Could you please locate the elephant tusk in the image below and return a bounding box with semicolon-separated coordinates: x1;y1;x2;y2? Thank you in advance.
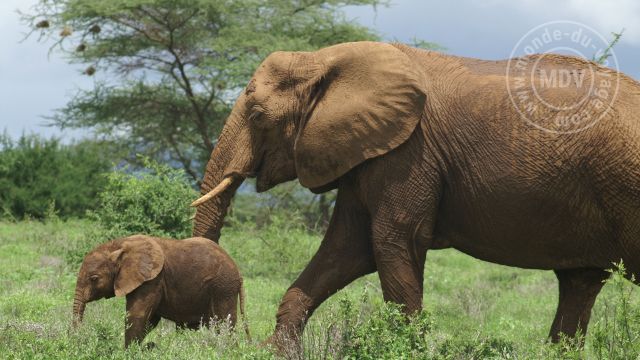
190;177;234;207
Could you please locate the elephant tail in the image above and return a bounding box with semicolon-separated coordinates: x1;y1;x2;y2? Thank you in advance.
239;279;251;342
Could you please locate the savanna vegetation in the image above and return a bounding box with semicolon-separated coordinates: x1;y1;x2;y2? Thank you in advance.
3;213;640;358
1;0;635;358
2;160;640;358
0;133;118;220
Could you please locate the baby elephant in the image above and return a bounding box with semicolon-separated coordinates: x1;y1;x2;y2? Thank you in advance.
72;235;249;347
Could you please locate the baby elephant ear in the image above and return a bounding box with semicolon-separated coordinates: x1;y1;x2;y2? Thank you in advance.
113;236;164;297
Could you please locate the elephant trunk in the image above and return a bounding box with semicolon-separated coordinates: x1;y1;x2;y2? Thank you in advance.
192;106;254;242
72;290;86;327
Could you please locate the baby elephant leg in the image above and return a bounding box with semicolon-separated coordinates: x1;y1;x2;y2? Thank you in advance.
144;316;161;350
211;294;238;329
125;306;160;348
124;281;162;348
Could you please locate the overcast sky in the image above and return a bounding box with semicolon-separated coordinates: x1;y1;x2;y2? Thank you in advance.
1;0;638;140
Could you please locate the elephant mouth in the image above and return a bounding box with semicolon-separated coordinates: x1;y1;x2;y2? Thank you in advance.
251;155;271;192
249;158;263;179
255;170;270;193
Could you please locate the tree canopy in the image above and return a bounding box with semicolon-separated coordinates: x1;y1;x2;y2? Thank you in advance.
24;0;384;183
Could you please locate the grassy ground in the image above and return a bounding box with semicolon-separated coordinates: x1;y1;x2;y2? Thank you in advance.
1;219;640;359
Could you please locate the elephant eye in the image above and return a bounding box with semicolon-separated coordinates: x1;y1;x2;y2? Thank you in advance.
248;111;260;123
248;107;265;123
252;104;266;113
89;275;99;282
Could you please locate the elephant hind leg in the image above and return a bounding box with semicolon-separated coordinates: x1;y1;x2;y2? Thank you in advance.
369;176;439;315
176;321;202;330
371;212;433;315
549;268;609;343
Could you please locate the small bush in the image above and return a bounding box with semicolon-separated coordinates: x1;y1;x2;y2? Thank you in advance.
299;292;435;359
339;301;433;359
434;335;517;359
90;157;196;239
590;262;640;359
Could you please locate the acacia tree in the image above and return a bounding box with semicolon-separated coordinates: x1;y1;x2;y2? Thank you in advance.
24;0;383;183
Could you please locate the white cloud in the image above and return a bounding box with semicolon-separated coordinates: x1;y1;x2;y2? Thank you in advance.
565;0;640;44
502;0;640;45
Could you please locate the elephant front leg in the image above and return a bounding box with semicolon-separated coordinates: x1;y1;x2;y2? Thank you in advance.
125;311;159;348
124;284;161;348
268;185;376;351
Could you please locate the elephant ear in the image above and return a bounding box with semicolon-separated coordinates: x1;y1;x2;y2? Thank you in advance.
112;236;164;297
294;42;426;188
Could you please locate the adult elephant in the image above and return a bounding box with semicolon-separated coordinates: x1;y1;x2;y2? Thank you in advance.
191;41;640;346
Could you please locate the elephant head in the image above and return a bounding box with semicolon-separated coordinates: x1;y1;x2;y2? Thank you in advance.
192;41;427;241
72;236;164;326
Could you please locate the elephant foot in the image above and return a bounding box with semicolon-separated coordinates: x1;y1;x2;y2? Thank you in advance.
260;288;311;355
144;342;157;351
261;331;302;358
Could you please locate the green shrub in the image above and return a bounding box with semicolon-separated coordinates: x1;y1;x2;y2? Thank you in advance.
590;262;640;359
0;133;115;220
434;335;517;359
299;295;523;359
338;301;433;359
91;157;196;239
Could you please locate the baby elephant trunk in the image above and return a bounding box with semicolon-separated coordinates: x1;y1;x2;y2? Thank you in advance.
72;291;86;327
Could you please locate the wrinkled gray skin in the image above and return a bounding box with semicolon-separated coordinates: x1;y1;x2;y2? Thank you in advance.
192;41;640;350
73;235;248;348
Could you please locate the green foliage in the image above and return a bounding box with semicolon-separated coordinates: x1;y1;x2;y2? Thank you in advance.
0;133;114;220
224;213;321;279
432;335;516;359
593;29;624;65
90;157;196;239
400;36;446;51
5;219;640;358
21;0;438;227
232;181;335;231
24;0;384;182
590;262;640;359
46;219;108;267
339;301;433;359
307;296;514;359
